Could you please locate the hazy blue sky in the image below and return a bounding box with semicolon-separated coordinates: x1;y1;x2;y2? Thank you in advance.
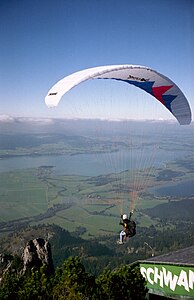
0;0;193;121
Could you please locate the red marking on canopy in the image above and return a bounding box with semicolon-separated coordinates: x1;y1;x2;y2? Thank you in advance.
152;85;173;104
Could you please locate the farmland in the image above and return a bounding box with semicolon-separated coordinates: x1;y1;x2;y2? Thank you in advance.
0;155;193;239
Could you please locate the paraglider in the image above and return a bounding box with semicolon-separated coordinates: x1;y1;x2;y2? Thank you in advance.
45;64;192;125
45;65;192;244
118;211;136;245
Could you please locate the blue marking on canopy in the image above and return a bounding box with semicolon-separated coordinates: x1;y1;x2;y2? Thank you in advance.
107;78;155;96
123;80;155;96
162;95;177;113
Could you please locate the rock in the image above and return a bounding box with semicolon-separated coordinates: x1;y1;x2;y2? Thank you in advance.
0;238;54;282
22;238;54;275
0;254;13;282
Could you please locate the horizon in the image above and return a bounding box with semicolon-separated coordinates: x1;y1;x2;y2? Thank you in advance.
1;113;193;124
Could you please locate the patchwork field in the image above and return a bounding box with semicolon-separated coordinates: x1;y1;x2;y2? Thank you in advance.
1;158;191;238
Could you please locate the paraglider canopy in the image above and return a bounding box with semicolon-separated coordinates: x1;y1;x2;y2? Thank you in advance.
45;65;192;125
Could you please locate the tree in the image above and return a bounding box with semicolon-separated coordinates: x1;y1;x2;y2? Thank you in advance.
0;272;20;300
96;264;148;300
18;265;52;300
52;256;97;299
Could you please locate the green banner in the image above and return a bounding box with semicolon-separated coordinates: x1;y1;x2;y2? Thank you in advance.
140;263;194;298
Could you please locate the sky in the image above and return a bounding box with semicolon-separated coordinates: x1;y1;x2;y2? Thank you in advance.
0;0;194;122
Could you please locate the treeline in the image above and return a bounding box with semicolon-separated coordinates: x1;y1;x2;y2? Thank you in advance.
143;198;194;221
0;256;147;300
0;203;71;235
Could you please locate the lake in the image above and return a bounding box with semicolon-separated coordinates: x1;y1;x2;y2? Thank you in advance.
0;146;189;176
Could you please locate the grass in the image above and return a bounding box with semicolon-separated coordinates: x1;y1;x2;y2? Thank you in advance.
0;188;47;221
0;161;192;237
135;197;168;210
0;169;48;221
36;206;119;238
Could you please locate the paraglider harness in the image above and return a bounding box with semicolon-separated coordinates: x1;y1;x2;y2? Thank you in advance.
120;212;136;239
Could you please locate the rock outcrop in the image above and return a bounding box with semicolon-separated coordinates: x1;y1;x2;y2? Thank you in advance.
22;238;54;275
0;238;54;282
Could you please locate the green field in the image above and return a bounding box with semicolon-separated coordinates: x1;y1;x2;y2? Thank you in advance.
0;169;48;221
0;157;192;238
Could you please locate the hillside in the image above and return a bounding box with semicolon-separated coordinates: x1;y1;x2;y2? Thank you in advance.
143;198;194;221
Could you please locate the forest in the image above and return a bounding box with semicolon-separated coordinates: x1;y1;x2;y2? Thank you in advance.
0;255;148;300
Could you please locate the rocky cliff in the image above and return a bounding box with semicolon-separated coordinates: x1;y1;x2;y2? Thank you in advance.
0;238;54;281
22;238;54;275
